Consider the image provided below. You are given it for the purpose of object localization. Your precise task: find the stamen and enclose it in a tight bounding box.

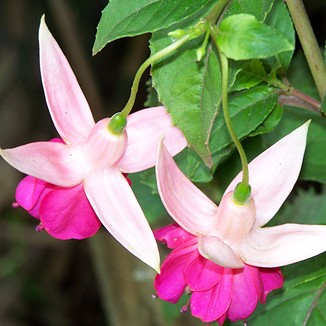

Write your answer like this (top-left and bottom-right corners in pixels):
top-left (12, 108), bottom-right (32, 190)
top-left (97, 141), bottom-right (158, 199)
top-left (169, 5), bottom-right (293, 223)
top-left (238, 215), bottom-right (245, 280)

top-left (151, 293), bottom-right (158, 299)
top-left (12, 202), bottom-right (19, 208)
top-left (180, 298), bottom-right (191, 313)
top-left (185, 285), bottom-right (192, 295)
top-left (36, 224), bottom-right (45, 232)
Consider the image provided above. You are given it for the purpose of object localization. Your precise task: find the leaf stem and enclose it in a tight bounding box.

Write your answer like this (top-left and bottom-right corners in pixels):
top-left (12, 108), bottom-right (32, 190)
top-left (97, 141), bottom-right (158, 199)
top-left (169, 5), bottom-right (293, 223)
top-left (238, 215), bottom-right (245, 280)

top-left (121, 35), bottom-right (190, 118)
top-left (285, 0), bottom-right (326, 100)
top-left (210, 25), bottom-right (249, 186)
top-left (265, 75), bottom-right (322, 113)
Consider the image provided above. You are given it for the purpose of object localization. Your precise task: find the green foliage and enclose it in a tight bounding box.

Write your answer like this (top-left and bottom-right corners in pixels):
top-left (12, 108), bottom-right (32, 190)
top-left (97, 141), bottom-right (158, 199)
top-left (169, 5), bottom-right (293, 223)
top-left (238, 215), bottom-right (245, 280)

top-left (93, 0), bottom-right (217, 53)
top-left (176, 86), bottom-right (279, 182)
top-left (272, 187), bottom-right (326, 226)
top-left (150, 0), bottom-right (294, 173)
top-left (151, 29), bottom-right (221, 166)
top-left (263, 49), bottom-right (326, 184)
top-left (230, 60), bottom-right (267, 91)
top-left (264, 0), bottom-right (295, 71)
top-left (321, 96), bottom-right (326, 116)
top-left (250, 265), bottom-right (326, 325)
top-left (226, 0), bottom-right (274, 21)
top-left (129, 169), bottom-right (167, 224)
top-left (216, 14), bottom-right (294, 60)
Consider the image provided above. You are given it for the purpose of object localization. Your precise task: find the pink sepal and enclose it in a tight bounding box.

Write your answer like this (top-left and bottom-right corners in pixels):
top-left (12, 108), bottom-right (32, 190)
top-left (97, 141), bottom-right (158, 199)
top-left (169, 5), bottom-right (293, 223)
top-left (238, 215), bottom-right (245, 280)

top-left (118, 107), bottom-right (187, 173)
top-left (39, 16), bottom-right (95, 144)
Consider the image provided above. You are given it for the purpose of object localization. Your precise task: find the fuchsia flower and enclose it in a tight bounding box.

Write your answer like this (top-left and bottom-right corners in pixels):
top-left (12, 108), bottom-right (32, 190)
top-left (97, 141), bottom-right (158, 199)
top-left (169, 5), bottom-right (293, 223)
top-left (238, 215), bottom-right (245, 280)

top-left (0, 16), bottom-right (187, 272)
top-left (13, 138), bottom-right (101, 239)
top-left (154, 121), bottom-right (326, 323)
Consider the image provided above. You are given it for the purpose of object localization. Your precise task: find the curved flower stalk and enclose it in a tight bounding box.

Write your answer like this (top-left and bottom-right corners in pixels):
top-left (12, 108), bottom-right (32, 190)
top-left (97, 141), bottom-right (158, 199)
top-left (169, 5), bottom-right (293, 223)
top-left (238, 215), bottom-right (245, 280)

top-left (0, 16), bottom-right (187, 272)
top-left (155, 121), bottom-right (326, 323)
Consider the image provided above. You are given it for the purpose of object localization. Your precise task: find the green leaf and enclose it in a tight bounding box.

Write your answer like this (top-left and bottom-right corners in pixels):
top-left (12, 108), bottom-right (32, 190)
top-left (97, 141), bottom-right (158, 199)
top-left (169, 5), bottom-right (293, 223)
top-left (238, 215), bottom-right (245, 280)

top-left (174, 148), bottom-right (213, 183)
top-left (151, 30), bottom-right (222, 167)
top-left (210, 85), bottom-right (278, 155)
top-left (230, 59), bottom-right (267, 91)
top-left (249, 262), bottom-right (326, 325)
top-left (216, 14), bottom-right (294, 60)
top-left (226, 0), bottom-right (274, 21)
top-left (250, 103), bottom-right (283, 136)
top-left (93, 0), bottom-right (217, 54)
top-left (264, 0), bottom-right (295, 71)
top-left (129, 169), bottom-right (167, 224)
top-left (176, 86), bottom-right (278, 182)
top-left (287, 51), bottom-right (319, 99)
top-left (271, 187), bottom-right (326, 226)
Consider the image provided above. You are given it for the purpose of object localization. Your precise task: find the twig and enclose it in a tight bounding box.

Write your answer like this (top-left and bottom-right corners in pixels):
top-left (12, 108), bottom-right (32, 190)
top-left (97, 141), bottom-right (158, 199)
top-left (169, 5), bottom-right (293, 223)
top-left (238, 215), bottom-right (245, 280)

top-left (285, 0), bottom-right (326, 100)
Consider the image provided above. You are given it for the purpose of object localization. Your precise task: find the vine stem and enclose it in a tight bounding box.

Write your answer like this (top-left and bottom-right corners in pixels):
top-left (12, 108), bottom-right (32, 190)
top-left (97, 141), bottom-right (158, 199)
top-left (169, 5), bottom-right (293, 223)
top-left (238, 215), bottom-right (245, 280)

top-left (206, 0), bottom-right (230, 23)
top-left (219, 51), bottom-right (249, 186)
top-left (210, 26), bottom-right (249, 185)
top-left (285, 0), bottom-right (326, 100)
top-left (121, 34), bottom-right (190, 117)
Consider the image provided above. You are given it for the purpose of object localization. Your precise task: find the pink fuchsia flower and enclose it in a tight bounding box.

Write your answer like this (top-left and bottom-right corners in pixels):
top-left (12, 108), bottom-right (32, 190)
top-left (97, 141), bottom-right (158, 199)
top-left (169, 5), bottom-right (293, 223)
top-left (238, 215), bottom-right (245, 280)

top-left (154, 121), bottom-right (326, 323)
top-left (13, 137), bottom-right (101, 239)
top-left (13, 138), bottom-right (131, 239)
top-left (154, 224), bottom-right (284, 324)
top-left (0, 16), bottom-right (187, 272)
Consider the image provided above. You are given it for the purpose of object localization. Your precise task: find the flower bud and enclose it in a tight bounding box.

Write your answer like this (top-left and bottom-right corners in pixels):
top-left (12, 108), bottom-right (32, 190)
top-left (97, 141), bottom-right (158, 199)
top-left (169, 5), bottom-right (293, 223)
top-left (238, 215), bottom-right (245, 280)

top-left (233, 182), bottom-right (251, 205)
top-left (107, 112), bottom-right (127, 135)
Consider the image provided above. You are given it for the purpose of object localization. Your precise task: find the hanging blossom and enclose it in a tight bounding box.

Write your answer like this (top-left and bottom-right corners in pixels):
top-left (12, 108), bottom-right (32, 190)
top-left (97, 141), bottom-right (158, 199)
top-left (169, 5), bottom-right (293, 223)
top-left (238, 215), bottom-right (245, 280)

top-left (0, 16), bottom-right (187, 272)
top-left (154, 121), bottom-right (326, 324)
top-left (12, 137), bottom-right (102, 239)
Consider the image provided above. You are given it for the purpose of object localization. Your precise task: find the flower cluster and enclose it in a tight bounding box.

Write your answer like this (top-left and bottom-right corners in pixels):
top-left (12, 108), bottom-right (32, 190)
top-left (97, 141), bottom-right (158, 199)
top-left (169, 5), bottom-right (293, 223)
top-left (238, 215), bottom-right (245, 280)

top-left (1, 16), bottom-right (326, 326)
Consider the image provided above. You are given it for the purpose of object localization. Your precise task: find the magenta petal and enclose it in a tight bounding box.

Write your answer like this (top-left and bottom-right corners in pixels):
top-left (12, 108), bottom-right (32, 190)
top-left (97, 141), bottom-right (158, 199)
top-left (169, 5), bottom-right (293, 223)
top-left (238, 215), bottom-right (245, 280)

top-left (154, 238), bottom-right (197, 303)
top-left (15, 176), bottom-right (49, 218)
top-left (39, 183), bottom-right (100, 239)
top-left (227, 265), bottom-right (263, 322)
top-left (154, 224), bottom-right (194, 249)
top-left (184, 254), bottom-right (223, 291)
top-left (190, 268), bottom-right (233, 322)
top-left (259, 267), bottom-right (284, 303)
